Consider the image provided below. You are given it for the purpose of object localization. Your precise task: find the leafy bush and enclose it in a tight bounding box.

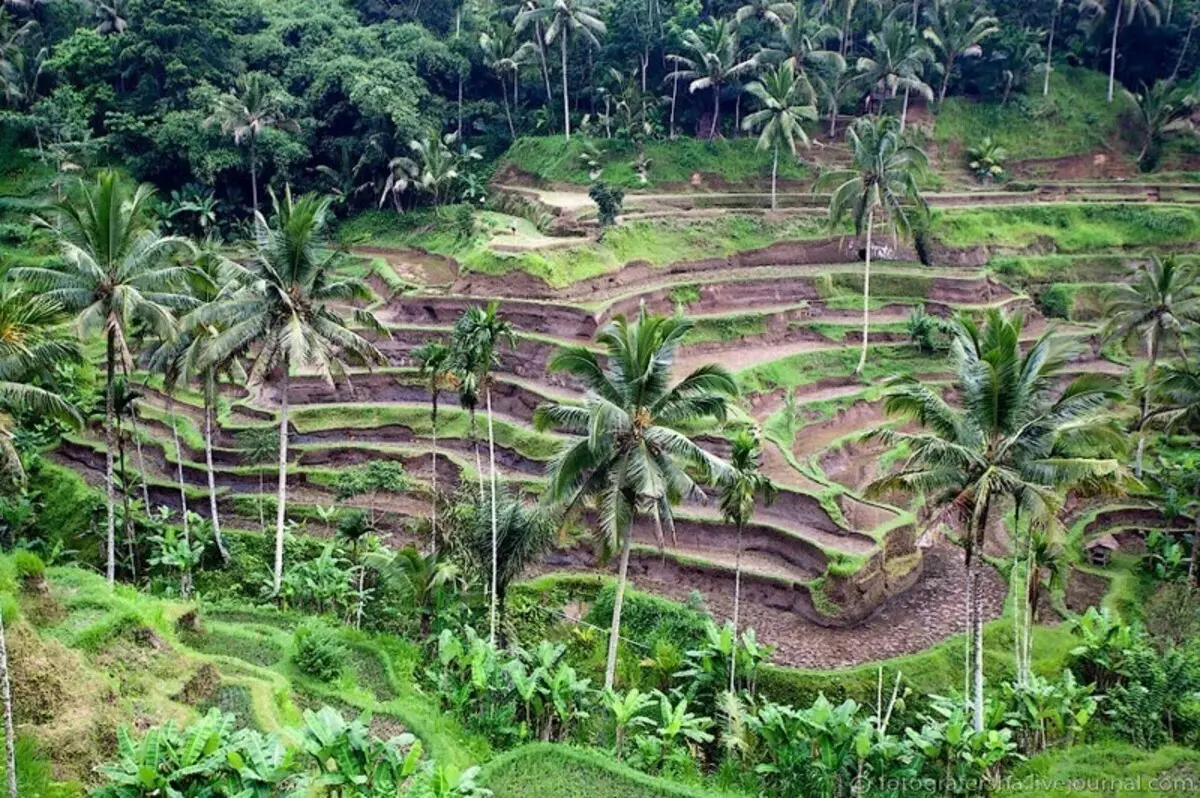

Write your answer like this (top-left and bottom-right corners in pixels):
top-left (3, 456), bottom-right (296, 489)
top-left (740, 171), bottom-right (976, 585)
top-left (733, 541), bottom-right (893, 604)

top-left (13, 549), bottom-right (45, 582)
top-left (1038, 284), bottom-right (1074, 319)
top-left (293, 620), bottom-right (347, 681)
top-left (589, 181), bottom-right (624, 234)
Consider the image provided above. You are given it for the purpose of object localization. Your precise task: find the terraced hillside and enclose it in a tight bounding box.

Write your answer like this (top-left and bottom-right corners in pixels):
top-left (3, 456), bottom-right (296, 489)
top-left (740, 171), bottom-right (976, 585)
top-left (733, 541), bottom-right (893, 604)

top-left (50, 155), bottom-right (1194, 669)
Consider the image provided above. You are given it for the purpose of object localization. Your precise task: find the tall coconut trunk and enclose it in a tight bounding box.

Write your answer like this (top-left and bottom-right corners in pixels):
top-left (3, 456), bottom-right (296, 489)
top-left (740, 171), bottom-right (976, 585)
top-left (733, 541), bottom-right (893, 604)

top-left (166, 391), bottom-right (190, 541)
top-left (605, 508), bottom-right (634, 690)
top-left (204, 374), bottom-right (229, 562)
top-left (0, 607), bottom-right (16, 798)
top-left (770, 141), bottom-right (779, 210)
top-left (938, 55), bottom-right (954, 105)
top-left (1044, 4), bottom-right (1059, 96)
top-left (104, 327), bottom-right (117, 587)
top-left (710, 82), bottom-right (721, 139)
top-left (536, 21), bottom-right (554, 112)
top-left (669, 71), bottom-right (679, 138)
top-left (470, 409), bottom-right (485, 499)
top-left (901, 87), bottom-right (910, 131)
top-left (456, 8), bottom-right (464, 135)
top-left (273, 365), bottom-right (290, 597)
top-left (249, 133), bottom-right (259, 217)
top-left (855, 207), bottom-right (874, 375)
top-left (431, 390), bottom-right (440, 556)
top-left (1136, 325), bottom-right (1159, 478)
top-left (501, 74), bottom-right (516, 138)
top-left (561, 33), bottom-right (571, 140)
top-left (1108, 0), bottom-right (1123, 104)
top-left (1172, 14), bottom-right (1197, 81)
top-left (117, 416), bottom-right (134, 581)
top-left (1190, 512), bottom-right (1200, 584)
top-left (969, 509), bottom-right (987, 732)
top-left (730, 518), bottom-right (744, 694)
top-left (487, 386), bottom-right (500, 647)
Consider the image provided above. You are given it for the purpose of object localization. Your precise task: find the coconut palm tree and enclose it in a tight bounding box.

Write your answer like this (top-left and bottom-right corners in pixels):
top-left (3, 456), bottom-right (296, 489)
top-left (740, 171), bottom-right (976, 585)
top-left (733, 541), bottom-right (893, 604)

top-left (1125, 79), bottom-right (1196, 166)
top-left (16, 171), bottom-right (194, 587)
top-left (94, 0), bottom-right (126, 34)
top-left (718, 430), bottom-right (776, 693)
top-left (922, 0), bottom-right (999, 105)
top-left (1079, 0), bottom-right (1161, 103)
top-left (815, 55), bottom-right (860, 137)
top-left (816, 116), bottom-right (928, 376)
top-left (192, 189), bottom-right (385, 596)
top-left (365, 545), bottom-right (461, 638)
top-left (517, 0), bottom-right (606, 140)
top-left (205, 73), bottom-right (300, 215)
top-left (736, 0), bottom-right (793, 27)
top-left (1043, 0), bottom-right (1065, 95)
top-left (758, 2), bottom-right (844, 103)
top-left (451, 302), bottom-right (516, 646)
top-left (534, 307), bottom-right (736, 689)
top-left (412, 340), bottom-right (457, 554)
top-left (668, 18), bottom-right (757, 139)
top-left (857, 13), bottom-right (935, 129)
top-left (480, 23), bottom-right (535, 138)
top-left (865, 309), bottom-right (1125, 730)
top-left (741, 62), bottom-right (817, 209)
top-left (1102, 255), bottom-right (1198, 476)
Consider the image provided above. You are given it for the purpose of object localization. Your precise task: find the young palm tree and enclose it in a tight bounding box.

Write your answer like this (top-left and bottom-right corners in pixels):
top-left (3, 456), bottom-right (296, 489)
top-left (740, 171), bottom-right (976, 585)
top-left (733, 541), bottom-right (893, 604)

top-left (857, 13), bottom-right (935, 129)
top-left (16, 171), bottom-right (194, 587)
top-left (1080, 0), bottom-right (1161, 103)
top-left (742, 62), bottom-right (818, 209)
top-left (194, 189), bottom-right (386, 596)
top-left (205, 73), bottom-right (300, 215)
top-left (668, 18), bottom-right (757, 139)
top-left (451, 302), bottom-right (516, 646)
top-left (1125, 79), bottom-right (1196, 166)
top-left (1102, 255), bottom-right (1198, 476)
top-left (480, 23), bottom-right (535, 138)
top-left (236, 426), bottom-right (279, 532)
top-left (535, 307), bottom-right (736, 689)
top-left (922, 0), bottom-right (999, 105)
top-left (517, 0), bottom-right (606, 140)
top-left (816, 116), bottom-right (928, 376)
top-left (412, 340), bottom-right (457, 554)
top-left (865, 310), bottom-right (1125, 730)
top-left (718, 430), bottom-right (776, 693)
top-left (365, 545), bottom-right (461, 638)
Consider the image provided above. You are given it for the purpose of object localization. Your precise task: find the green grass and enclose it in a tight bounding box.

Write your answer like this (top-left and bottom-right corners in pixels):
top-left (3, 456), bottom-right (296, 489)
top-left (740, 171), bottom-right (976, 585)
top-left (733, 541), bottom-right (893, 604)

top-left (481, 744), bottom-right (739, 797)
top-left (499, 136), bottom-right (812, 188)
top-left (999, 743), bottom-right (1200, 797)
top-left (933, 203), bottom-right (1200, 251)
top-left (933, 67), bottom-right (1131, 161)
top-left (736, 344), bottom-right (942, 393)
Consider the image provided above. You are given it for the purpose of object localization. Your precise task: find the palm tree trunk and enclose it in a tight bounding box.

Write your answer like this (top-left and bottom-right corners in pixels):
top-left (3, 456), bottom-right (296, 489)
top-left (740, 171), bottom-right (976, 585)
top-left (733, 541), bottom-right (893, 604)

top-left (0, 608), bottom-right (15, 798)
top-left (771, 142), bottom-right (779, 210)
top-left (604, 521), bottom-right (634, 690)
top-left (502, 75), bottom-right (516, 138)
top-left (204, 374), bottom-right (228, 562)
top-left (938, 55), bottom-right (954, 105)
top-left (561, 33), bottom-right (571, 140)
top-left (258, 470), bottom-right (265, 532)
top-left (1108, 0), bottom-right (1122, 104)
top-left (669, 71), bottom-right (679, 138)
top-left (117, 421), bottom-right (134, 581)
top-left (166, 391), bottom-right (190, 541)
top-left (536, 22), bottom-right (554, 113)
top-left (731, 518), bottom-right (744, 694)
top-left (487, 386), bottom-right (500, 647)
top-left (1172, 14), bottom-right (1196, 81)
top-left (855, 207), bottom-right (873, 375)
top-left (470, 409), bottom-right (485, 500)
top-left (104, 328), bottom-right (117, 587)
top-left (1136, 325), bottom-right (1159, 478)
top-left (249, 133), bottom-right (260, 216)
top-left (1190, 511), bottom-right (1200, 584)
top-left (431, 393), bottom-right (439, 556)
top-left (901, 88), bottom-right (910, 132)
top-left (734, 89), bottom-right (742, 138)
top-left (971, 559), bottom-right (984, 731)
top-left (1044, 5), bottom-right (1058, 96)
top-left (710, 83), bottom-right (721, 139)
top-left (456, 7), bottom-right (464, 136)
top-left (273, 364), bottom-right (290, 597)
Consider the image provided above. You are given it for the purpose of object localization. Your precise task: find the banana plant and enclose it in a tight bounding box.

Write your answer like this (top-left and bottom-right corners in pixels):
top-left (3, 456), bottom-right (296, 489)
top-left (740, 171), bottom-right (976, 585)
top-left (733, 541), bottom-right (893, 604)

top-left (546, 663), bottom-right (594, 742)
top-left (505, 658), bottom-right (549, 739)
top-left (298, 707), bottom-right (424, 797)
top-left (605, 688), bottom-right (656, 760)
top-left (94, 709), bottom-right (235, 796)
top-left (226, 728), bottom-right (297, 795)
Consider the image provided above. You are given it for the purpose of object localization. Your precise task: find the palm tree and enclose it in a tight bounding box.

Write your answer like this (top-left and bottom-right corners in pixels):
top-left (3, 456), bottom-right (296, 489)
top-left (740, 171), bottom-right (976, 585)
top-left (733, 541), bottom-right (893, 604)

top-left (94, 0), bottom-right (126, 34)
top-left (718, 430), bottom-right (776, 693)
top-left (741, 62), bottom-right (817, 209)
top-left (366, 545), bottom-right (460, 638)
top-left (480, 23), bottom-right (535, 138)
top-left (16, 171), bottom-right (194, 587)
top-left (1080, 0), bottom-right (1161, 103)
top-left (193, 190), bottom-right (386, 596)
top-left (857, 13), bottom-right (935, 129)
top-left (451, 302), bottom-right (516, 646)
top-left (922, 0), bottom-right (999, 105)
top-left (1102, 255), bottom-right (1198, 476)
top-left (865, 310), bottom-right (1125, 730)
top-left (412, 340), bottom-right (457, 554)
top-left (758, 2), bottom-right (844, 104)
top-left (1043, 0), bottom-right (1064, 95)
top-left (1149, 366), bottom-right (1200, 581)
top-left (205, 73), bottom-right (300, 215)
top-left (534, 307), bottom-right (736, 689)
top-left (816, 116), bottom-right (928, 376)
top-left (236, 426), bottom-right (279, 532)
top-left (383, 130), bottom-right (477, 209)
top-left (815, 55), bottom-right (859, 137)
top-left (517, 0), bottom-right (606, 140)
top-left (1125, 79), bottom-right (1196, 166)
top-left (668, 18), bottom-right (757, 139)
top-left (736, 0), bottom-right (792, 27)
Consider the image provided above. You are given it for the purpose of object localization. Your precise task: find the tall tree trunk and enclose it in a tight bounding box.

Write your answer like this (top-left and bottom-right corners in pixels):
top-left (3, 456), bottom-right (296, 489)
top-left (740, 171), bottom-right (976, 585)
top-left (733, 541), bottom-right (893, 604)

top-left (273, 365), bottom-right (290, 596)
top-left (971, 559), bottom-right (984, 731)
top-left (855, 207), bottom-right (873, 375)
top-left (561, 33), bottom-right (571, 140)
top-left (258, 470), bottom-right (265, 532)
top-left (502, 75), bottom-right (516, 138)
top-left (166, 391), bottom-right (189, 541)
top-left (204, 374), bottom-right (228, 562)
top-left (487, 387), bottom-right (500, 647)
top-left (901, 87), bottom-right (910, 131)
top-left (0, 608), bottom-right (16, 798)
top-left (249, 133), bottom-right (259, 217)
top-left (1190, 511), bottom-right (1200, 584)
top-left (470, 410), bottom-right (484, 499)
top-left (770, 142), bottom-right (779, 210)
top-left (456, 8), bottom-right (464, 135)
top-left (1136, 325), bottom-right (1159, 478)
top-left (669, 71), bottom-right (679, 138)
top-left (537, 22), bottom-right (554, 114)
top-left (431, 392), bottom-right (439, 556)
top-left (733, 89), bottom-right (742, 138)
top-left (1172, 14), bottom-right (1197, 81)
top-left (1108, 0), bottom-right (1122, 104)
top-left (1044, 4), bottom-right (1058, 96)
top-left (938, 55), bottom-right (954, 105)
top-left (104, 328), bottom-right (117, 587)
top-left (604, 516), bottom-right (634, 690)
top-left (117, 418), bottom-right (133, 581)
top-left (730, 519), bottom-right (744, 694)
top-left (710, 83), bottom-right (721, 139)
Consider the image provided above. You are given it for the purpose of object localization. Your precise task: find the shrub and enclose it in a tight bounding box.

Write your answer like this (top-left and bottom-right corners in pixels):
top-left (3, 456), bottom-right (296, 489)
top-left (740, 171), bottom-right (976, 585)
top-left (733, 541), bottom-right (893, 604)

top-left (293, 621), bottom-right (347, 681)
top-left (1038, 284), bottom-right (1074, 319)
top-left (588, 181), bottom-right (624, 235)
top-left (13, 550), bottom-right (45, 581)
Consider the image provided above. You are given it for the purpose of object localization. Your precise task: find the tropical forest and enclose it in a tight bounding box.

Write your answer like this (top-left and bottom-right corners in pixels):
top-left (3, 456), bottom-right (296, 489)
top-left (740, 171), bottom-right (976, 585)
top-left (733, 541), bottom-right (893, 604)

top-left (4, 0), bottom-right (1200, 793)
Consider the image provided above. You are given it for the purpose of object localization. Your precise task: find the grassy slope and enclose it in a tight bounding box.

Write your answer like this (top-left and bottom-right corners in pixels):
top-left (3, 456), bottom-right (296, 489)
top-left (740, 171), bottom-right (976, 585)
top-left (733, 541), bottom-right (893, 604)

top-left (933, 67), bottom-right (1131, 162)
top-left (498, 136), bottom-right (812, 188)
top-left (933, 203), bottom-right (1200, 251)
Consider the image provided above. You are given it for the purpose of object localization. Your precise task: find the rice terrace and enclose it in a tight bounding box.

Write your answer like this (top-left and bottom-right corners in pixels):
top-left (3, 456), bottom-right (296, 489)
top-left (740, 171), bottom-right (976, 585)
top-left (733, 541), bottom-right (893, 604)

top-left (4, 0), bottom-right (1200, 794)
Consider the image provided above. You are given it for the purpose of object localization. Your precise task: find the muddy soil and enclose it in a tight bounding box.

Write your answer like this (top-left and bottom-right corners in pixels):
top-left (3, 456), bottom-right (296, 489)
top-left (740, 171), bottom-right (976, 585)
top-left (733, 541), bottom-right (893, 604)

top-left (292, 425), bottom-right (549, 476)
top-left (380, 295), bottom-right (597, 340)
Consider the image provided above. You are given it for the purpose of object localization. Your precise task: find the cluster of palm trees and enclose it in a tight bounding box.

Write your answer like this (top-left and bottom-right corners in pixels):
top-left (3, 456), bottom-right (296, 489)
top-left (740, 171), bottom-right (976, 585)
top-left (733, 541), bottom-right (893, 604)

top-left (16, 171), bottom-right (386, 591)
